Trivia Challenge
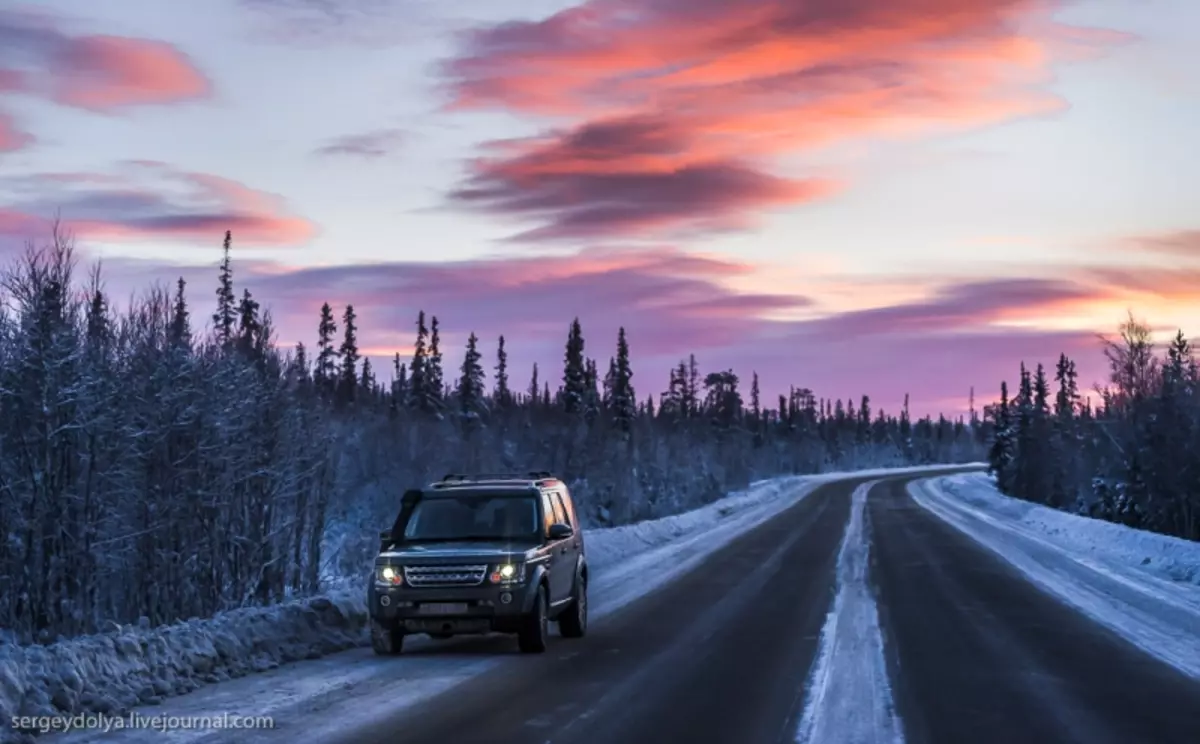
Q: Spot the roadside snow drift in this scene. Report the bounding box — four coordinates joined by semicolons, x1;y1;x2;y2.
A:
2;464;974;744
0;595;367;742
911;473;1200;680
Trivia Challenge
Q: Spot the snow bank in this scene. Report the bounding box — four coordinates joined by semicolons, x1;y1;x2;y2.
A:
2;464;976;744
0;596;367;744
926;473;1200;588
911;473;1200;679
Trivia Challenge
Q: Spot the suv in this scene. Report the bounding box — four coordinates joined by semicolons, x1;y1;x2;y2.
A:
367;472;588;655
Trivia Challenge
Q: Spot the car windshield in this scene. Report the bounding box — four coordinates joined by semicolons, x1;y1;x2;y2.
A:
403;494;540;542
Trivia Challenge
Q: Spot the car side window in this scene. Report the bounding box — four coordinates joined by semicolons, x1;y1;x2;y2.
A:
540;493;557;535
559;491;579;527
551;492;572;528
548;492;568;526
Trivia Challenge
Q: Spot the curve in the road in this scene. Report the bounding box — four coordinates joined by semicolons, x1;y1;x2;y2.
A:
342;475;862;744
192;470;1200;744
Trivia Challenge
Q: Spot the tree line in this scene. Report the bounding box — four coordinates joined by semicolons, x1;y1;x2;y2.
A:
0;229;983;643
986;314;1199;541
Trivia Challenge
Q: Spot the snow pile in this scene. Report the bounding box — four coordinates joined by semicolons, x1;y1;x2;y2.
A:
927;473;1200;588
0;595;366;744
584;476;802;567
912;473;1200;679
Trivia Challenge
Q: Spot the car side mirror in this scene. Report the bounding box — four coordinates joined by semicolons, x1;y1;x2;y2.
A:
379;530;394;552
547;522;573;540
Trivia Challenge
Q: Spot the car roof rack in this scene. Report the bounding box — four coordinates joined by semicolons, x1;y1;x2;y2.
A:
435;471;558;485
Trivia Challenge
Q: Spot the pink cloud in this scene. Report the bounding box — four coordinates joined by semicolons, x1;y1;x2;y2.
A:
1124;230;1200;260
0;110;33;152
0;162;316;246
0;8;210;112
441;0;1127;241
791;277;1117;341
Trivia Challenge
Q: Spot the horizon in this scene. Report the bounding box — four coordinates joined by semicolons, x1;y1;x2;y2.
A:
2;0;1197;418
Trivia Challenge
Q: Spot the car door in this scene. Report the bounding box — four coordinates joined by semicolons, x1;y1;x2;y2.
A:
542;491;573;603
551;491;581;589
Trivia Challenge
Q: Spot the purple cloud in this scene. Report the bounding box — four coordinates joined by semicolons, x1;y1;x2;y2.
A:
313;128;406;158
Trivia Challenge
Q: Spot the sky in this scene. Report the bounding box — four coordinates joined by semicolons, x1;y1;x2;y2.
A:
0;0;1197;418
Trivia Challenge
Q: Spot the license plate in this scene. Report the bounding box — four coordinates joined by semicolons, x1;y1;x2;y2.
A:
418;602;468;615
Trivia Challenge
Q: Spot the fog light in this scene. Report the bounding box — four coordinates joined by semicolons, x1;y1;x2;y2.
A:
499;592;513;604
380;595;391;607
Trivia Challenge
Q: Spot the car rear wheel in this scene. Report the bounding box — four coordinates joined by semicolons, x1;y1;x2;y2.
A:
371;620;404;655
558;574;587;638
518;585;549;654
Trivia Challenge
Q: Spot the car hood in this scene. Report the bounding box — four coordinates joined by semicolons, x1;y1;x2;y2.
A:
378;541;534;562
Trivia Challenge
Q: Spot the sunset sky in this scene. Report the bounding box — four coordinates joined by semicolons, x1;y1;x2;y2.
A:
1;0;1197;417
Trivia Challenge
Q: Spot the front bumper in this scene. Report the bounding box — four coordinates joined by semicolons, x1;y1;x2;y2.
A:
368;580;540;634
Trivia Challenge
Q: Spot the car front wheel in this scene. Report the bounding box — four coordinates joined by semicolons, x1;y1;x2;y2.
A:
518;585;549;654
558;574;587;638
371;620;404;655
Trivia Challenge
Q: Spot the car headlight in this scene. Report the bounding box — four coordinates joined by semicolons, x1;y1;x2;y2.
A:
375;565;403;586
489;563;525;584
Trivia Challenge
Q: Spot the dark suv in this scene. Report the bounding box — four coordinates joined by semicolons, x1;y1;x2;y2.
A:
367;472;588;655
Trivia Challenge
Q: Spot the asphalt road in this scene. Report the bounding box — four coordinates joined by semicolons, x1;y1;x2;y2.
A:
869;476;1200;744
325;472;1200;744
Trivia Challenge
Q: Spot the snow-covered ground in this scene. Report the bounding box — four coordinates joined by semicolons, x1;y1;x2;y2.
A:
796;480;904;744
0;464;975;744
910;473;1200;680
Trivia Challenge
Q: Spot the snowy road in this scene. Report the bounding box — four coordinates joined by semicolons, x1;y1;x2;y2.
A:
42;469;1200;744
870;477;1200;744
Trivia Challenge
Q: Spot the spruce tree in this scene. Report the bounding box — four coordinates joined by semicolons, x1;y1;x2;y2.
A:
527;363;539;408
428;316;445;402
315;302;338;399
858;395;871;444
611;327;636;433
236;288;261;360
1013;362;1035;499
562;318;586;414
213;230;236;347
583;357;600;422
292;342;310;387
360;357;375;400
337;304;359;404
390;353;403;411
749;372;761;421
603;357;617;408
407;311;429;411
396;362;408;403
494;335;511;407
457;331;485;422
169;277;190;349
684;354;700;418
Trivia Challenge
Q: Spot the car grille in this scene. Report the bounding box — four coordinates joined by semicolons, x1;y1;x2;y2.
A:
403;564;488;587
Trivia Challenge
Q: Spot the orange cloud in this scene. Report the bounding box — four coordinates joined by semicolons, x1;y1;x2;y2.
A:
0;161;315;247
0;8;210;112
443;0;1127;241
